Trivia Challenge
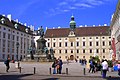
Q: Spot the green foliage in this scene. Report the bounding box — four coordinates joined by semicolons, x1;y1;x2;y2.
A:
107;60;113;67
94;56;100;62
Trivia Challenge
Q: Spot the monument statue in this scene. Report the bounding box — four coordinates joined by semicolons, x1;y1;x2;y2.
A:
27;26;54;62
39;26;44;38
50;47;54;59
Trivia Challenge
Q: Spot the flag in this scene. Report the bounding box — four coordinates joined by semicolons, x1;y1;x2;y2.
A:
112;38;116;58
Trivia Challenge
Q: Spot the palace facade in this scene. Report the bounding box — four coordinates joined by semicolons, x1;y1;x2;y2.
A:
44;16;111;62
110;0;120;60
0;15;33;61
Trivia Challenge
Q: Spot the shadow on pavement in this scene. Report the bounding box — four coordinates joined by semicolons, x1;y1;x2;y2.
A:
41;78;59;80
105;76;120;80
0;74;33;80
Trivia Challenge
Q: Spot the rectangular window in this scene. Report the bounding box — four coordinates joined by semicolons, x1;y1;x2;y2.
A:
3;32;6;38
90;42;92;46
3;40;6;47
83;49;85;53
4;28;6;30
65;50;67;53
77;42;79;46
103;49;105;53
65;42;67;47
90;49;92;53
59;50;61;54
12;41;14;48
77;49;79;53
53;42;55;47
2;48;5;52
8;41;10;47
17;36;19;41
71;50;73;53
2;54;5;59
71;42;73;46
8;34;10;39
8;48;10;53
59;42;61;47
96;42;99;46
109;41;111;46
12;49;14;53
96;49;99;53
12;35;15;40
103;41;105;46
48;43;50;47
83;42;85;46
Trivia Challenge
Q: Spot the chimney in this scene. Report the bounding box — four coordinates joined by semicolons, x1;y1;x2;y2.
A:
58;26;61;28
104;24;107;26
79;25;83;27
2;14;5;17
93;25;95;27
15;19;18;23
24;23;27;26
7;14;12;21
85;25;87;27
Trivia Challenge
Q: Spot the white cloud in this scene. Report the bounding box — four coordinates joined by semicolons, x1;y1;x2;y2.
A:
58;2;68;6
69;6;77;10
84;0;104;5
63;9;70;12
45;0;115;16
75;3;93;8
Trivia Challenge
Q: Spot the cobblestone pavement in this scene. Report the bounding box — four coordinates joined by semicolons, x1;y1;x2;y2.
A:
0;62;120;80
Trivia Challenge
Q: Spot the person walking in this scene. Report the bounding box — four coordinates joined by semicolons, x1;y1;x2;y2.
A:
116;61;120;76
89;57;95;73
88;59;93;73
58;58;63;74
52;59;58;74
4;58;10;72
102;60;108;78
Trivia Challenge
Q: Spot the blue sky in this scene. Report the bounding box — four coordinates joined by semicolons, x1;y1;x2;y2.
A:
0;0;118;30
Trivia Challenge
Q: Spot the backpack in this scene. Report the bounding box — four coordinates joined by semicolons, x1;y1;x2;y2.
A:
90;61;93;66
52;62;55;68
4;60;7;64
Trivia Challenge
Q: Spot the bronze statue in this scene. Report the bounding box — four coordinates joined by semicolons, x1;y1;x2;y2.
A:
39;26;44;38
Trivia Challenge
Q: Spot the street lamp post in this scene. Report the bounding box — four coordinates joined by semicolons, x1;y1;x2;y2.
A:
16;42;20;69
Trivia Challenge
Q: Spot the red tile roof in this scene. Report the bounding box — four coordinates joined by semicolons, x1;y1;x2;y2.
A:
0;15;33;35
45;26;110;38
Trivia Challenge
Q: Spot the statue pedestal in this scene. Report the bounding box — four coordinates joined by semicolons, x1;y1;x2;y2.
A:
26;54;49;62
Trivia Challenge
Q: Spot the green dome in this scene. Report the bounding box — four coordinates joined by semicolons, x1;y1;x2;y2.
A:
69;15;76;30
70;21;76;24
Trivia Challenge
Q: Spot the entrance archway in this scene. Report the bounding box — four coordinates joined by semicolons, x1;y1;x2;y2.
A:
70;55;74;60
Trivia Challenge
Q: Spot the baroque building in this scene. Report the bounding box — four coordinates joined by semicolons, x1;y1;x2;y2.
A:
0;15;33;61
44;16;111;62
110;0;120;60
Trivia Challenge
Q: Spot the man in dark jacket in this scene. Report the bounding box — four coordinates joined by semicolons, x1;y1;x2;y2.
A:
4;58;10;72
58;58;63;74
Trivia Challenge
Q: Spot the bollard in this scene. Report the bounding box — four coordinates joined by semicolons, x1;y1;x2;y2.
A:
66;68;68;75
34;67;36;74
18;62;20;69
19;67;21;73
83;68;85;75
49;68;51;74
101;69;102;75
